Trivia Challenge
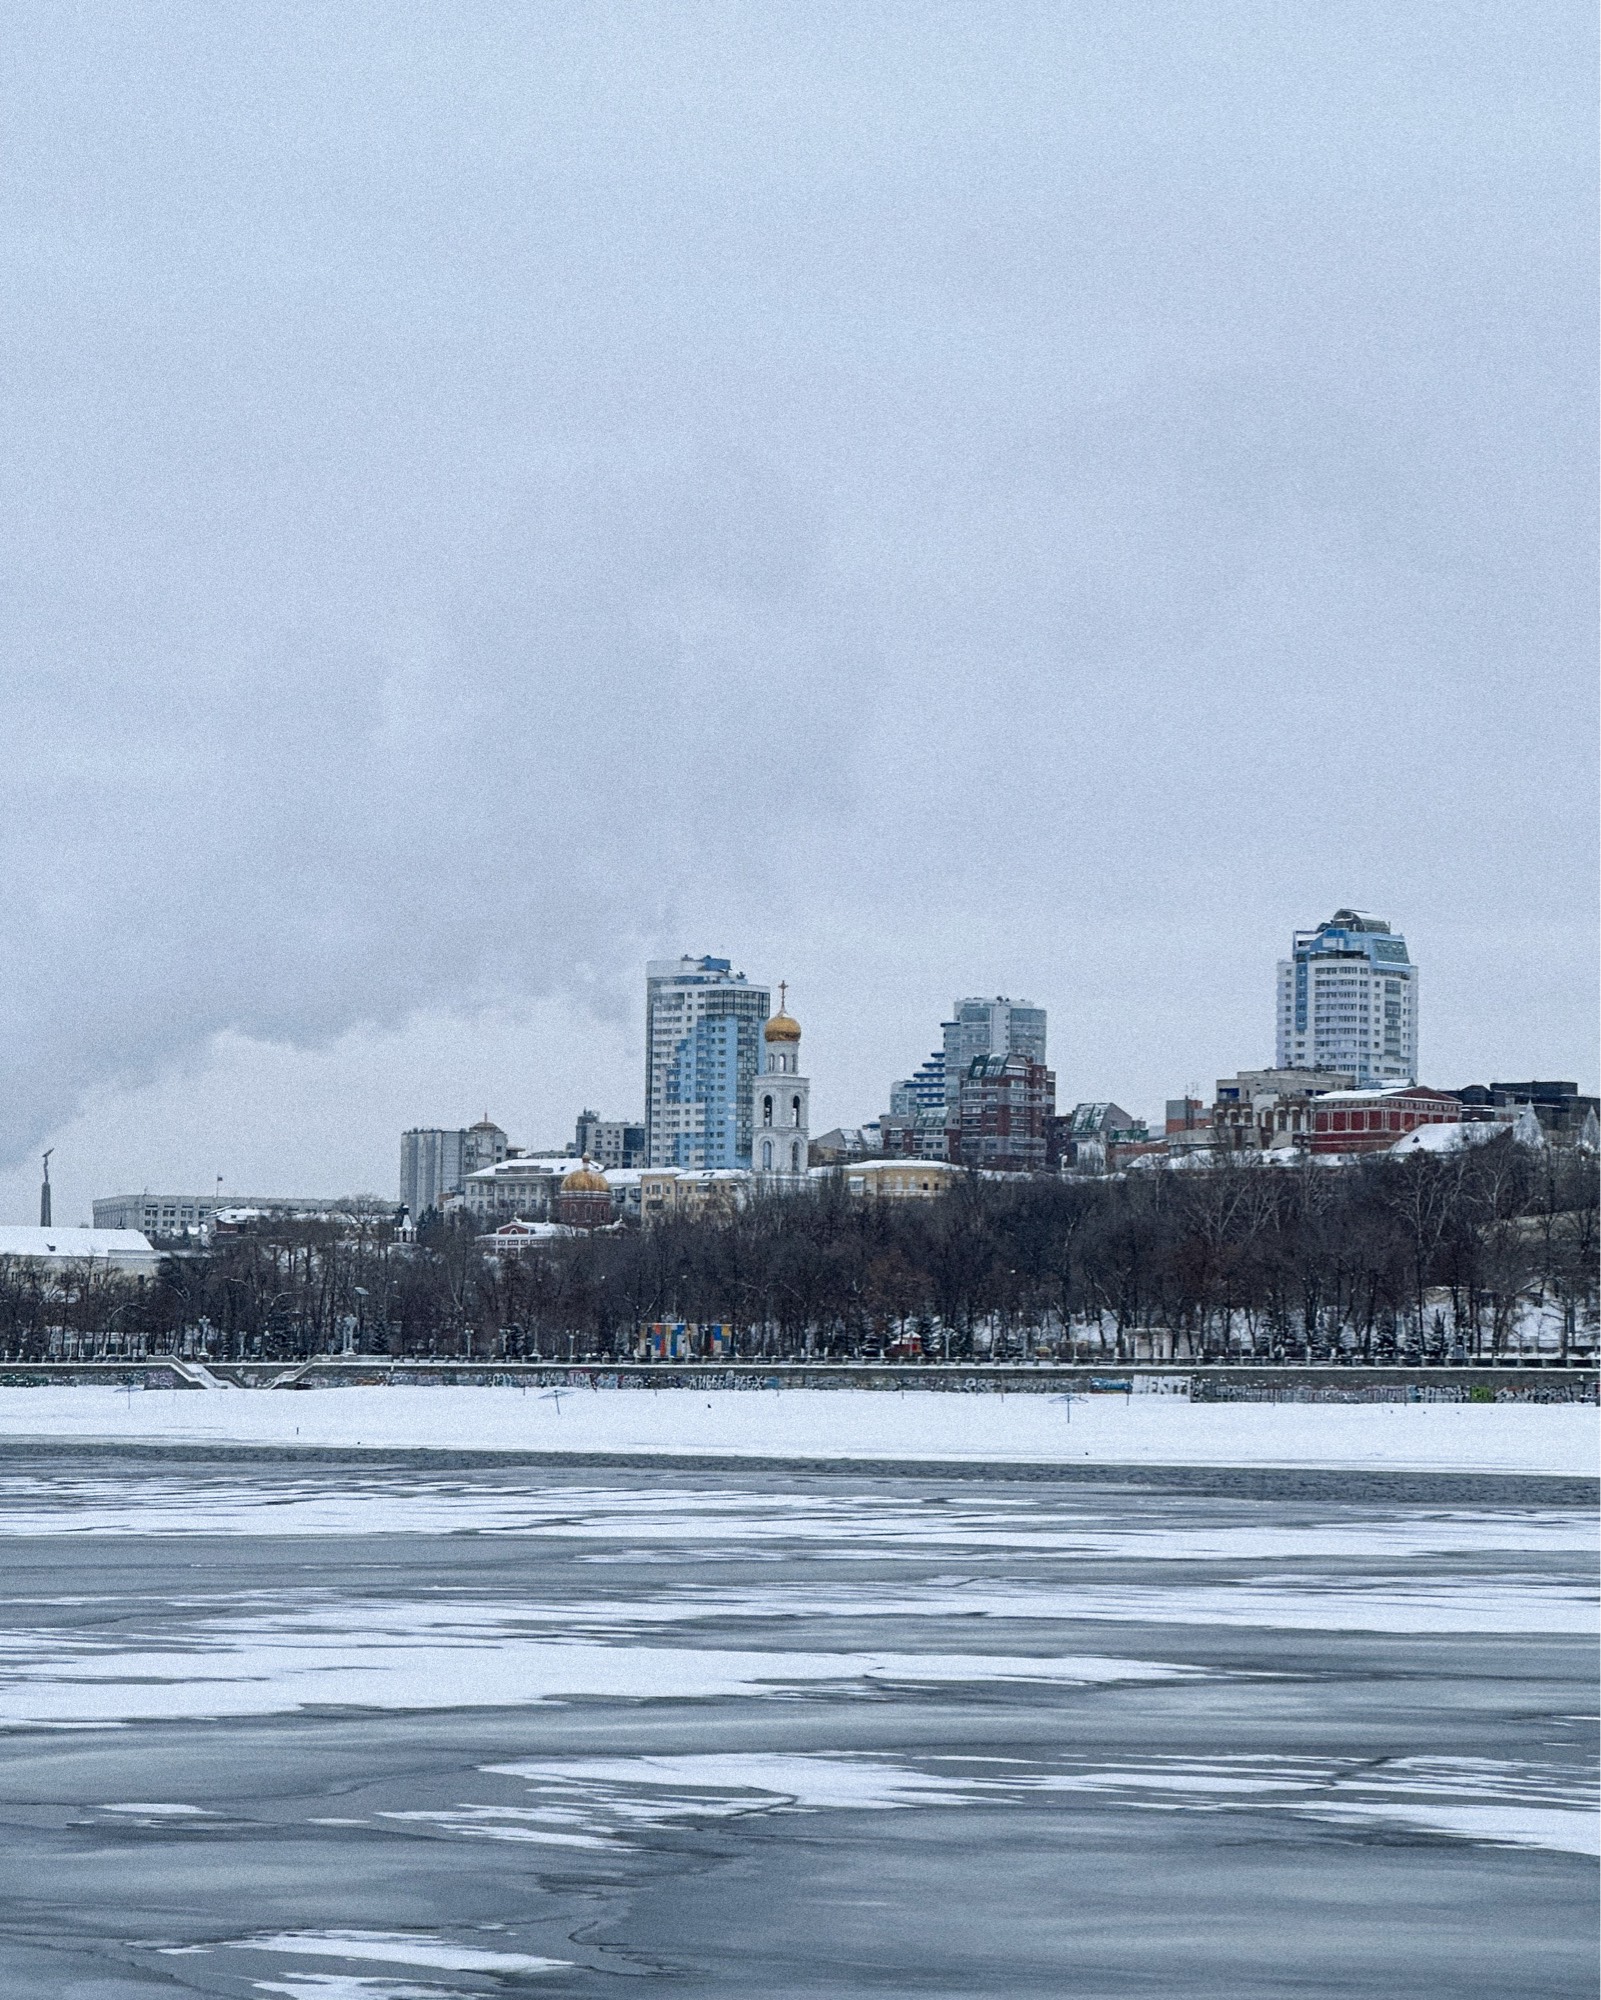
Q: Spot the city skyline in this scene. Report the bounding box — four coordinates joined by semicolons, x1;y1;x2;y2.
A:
21;897;1597;1227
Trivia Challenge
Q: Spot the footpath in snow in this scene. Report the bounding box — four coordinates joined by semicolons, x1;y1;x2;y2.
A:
0;1385;1592;1478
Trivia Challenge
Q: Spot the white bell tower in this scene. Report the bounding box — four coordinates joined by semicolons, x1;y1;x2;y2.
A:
752;981;809;1181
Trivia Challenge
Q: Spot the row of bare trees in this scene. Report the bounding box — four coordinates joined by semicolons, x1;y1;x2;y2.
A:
1;1138;1594;1366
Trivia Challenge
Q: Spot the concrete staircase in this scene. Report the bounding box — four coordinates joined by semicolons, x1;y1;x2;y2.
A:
166;1359;238;1390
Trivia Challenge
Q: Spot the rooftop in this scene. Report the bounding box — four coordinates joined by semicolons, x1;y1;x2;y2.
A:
0;1226;160;1266
465;1157;574;1183
646;955;748;983
1310;1084;1447;1103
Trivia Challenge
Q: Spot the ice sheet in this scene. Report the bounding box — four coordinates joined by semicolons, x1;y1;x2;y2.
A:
601;1575;1598;1635
3;1469;1592;1560
326;1573;1587;1637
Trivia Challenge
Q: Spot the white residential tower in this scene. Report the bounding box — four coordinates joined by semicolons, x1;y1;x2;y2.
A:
645;956;770;1168
1276;909;1417;1087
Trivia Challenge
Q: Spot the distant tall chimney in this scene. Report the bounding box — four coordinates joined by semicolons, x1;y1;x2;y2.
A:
39;1150;52;1228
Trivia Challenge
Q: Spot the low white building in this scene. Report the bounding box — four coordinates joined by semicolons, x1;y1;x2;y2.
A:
0;1226;162;1277
461;1157;572;1225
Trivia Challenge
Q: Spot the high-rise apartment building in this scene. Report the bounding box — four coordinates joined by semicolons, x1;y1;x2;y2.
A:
645;956;770;1168
400;1118;508;1216
882;1057;949;1158
573;1110;647;1170
463;1118;509;1174
1276;910;1417;1087
941;998;1047;1110
951;1053;1056;1171
889;1052;946;1118
401;1129;462;1217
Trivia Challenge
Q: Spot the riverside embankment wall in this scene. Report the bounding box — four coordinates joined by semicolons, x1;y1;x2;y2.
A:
2;1359;1594;1399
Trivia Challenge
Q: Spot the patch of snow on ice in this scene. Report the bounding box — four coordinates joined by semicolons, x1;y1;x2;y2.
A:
252;1979;465;2000
1306;1800;1597;1855
376;1748;1600;1861
1017;1754;1599;1856
218;1929;567;1972
99;1801;211;1816
437;1752;982;1847
0;1605;1197;1724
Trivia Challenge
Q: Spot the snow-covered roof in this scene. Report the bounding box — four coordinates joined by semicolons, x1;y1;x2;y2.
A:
1310;1084;1443;1103
466;1157;569;1182
1388;1122;1482;1155
1126;1148;1322;1174
1390;1116;1540;1156
0;1226;161;1269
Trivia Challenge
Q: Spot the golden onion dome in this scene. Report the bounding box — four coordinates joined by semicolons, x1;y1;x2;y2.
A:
560;1160;610;1193
765;982;802;1043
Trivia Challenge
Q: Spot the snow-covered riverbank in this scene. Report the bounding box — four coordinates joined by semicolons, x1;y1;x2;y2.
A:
0;1384;1591;1476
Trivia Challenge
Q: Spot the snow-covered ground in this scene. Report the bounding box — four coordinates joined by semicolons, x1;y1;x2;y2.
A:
0;1384;1591;1476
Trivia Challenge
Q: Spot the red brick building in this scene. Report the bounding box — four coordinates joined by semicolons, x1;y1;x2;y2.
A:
1308;1085;1459;1155
951;1054;1055;1171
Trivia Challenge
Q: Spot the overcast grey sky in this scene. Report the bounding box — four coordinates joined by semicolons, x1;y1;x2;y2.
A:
2;3;1594;1220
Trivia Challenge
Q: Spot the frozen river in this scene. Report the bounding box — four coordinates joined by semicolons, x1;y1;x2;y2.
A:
0;1451;1594;1996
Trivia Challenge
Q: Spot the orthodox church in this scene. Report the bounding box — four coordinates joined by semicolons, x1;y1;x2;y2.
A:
751;983;810;1182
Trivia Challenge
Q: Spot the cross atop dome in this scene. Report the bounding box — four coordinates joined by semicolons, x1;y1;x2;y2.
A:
764;981;801;1044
